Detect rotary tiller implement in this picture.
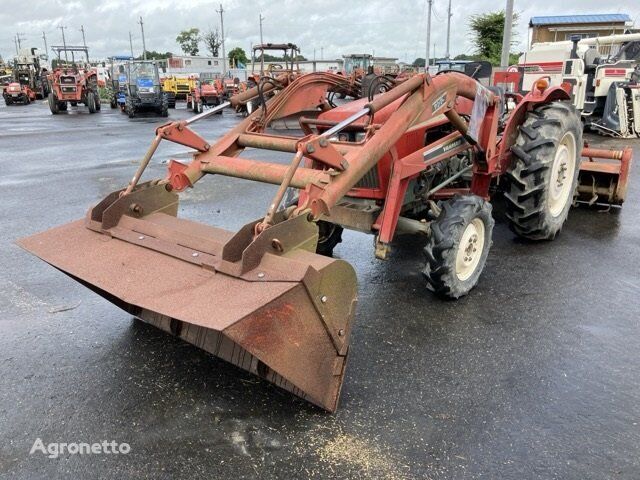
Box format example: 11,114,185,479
18,71,633,411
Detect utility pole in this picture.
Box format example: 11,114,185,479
138,17,147,60
500,0,514,67
217,4,226,75
425,0,433,71
15,32,26,54
320,46,324,60
80,25,87,47
14,35,19,55
445,0,452,59
42,31,48,60
259,14,265,45
129,31,134,58
59,26,68,62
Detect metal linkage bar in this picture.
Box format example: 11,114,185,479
185,101,231,125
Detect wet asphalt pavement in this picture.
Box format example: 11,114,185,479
0,100,639,480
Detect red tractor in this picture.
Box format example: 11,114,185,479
20,72,634,412
3,82,36,105
186,74,224,113
47,46,100,114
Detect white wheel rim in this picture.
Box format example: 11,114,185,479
455,218,485,281
548,131,576,218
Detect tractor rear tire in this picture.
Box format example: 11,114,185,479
95,94,101,111
87,92,97,113
48,93,59,114
316,221,343,257
504,101,582,240
423,195,494,299
110,96,117,109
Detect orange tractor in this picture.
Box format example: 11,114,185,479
236,42,303,114
3,81,36,105
47,46,100,114
186,73,225,113
19,71,633,412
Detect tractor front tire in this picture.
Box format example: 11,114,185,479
504,101,582,240
423,195,494,299
87,92,97,113
48,93,59,114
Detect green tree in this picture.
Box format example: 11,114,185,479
228,47,249,67
176,28,200,56
412,58,425,67
469,11,518,65
136,50,173,60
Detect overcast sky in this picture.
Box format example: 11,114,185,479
2,0,639,62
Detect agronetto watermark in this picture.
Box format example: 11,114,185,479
30,438,131,459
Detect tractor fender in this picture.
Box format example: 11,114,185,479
497,85,571,163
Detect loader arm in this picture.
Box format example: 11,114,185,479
165,72,497,220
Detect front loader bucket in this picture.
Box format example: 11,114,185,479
578,147,633,206
17,182,358,412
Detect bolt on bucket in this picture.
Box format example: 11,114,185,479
17,182,358,412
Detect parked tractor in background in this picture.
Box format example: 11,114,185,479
107,56,132,111
223,77,242,98
435,60,493,85
48,46,100,114
124,60,168,118
238,42,303,114
161,75,193,106
186,73,224,113
516,33,640,137
3,48,49,105
3,81,36,105
335,53,411,99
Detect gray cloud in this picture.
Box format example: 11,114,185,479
2,0,639,62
